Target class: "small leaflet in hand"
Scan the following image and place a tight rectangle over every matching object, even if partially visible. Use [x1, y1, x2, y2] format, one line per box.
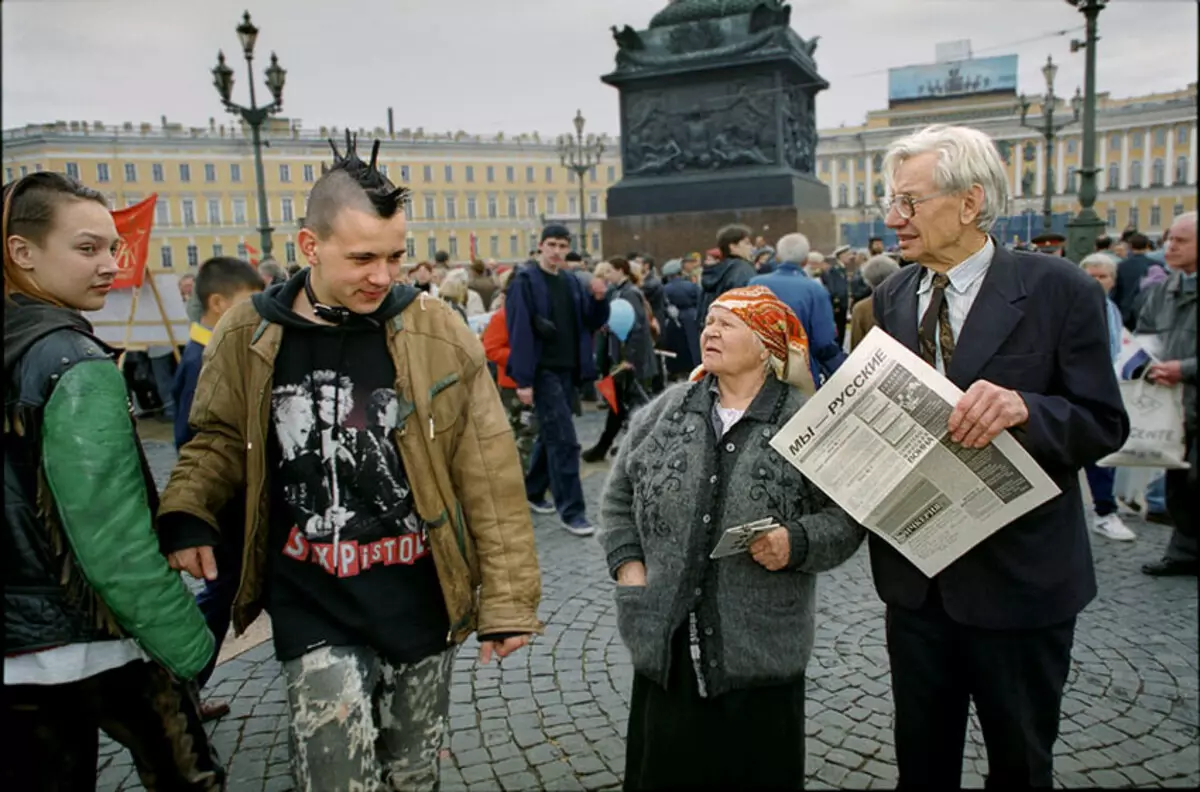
[709, 517, 777, 559]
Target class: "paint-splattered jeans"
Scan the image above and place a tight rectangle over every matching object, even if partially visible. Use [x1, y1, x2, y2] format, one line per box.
[282, 644, 456, 792]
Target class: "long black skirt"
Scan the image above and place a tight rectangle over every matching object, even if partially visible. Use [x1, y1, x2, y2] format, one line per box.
[623, 626, 807, 791]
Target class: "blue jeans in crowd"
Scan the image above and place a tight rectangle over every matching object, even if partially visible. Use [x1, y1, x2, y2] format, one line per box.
[1146, 474, 1167, 514]
[1084, 464, 1117, 516]
[195, 531, 244, 690]
[525, 368, 587, 524]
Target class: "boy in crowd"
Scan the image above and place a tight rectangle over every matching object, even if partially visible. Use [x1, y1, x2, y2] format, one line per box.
[171, 256, 264, 718]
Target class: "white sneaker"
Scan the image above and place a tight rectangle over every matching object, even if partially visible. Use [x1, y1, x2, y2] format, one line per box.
[1091, 513, 1137, 542]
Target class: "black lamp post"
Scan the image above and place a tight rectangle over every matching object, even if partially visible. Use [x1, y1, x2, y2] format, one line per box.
[211, 11, 287, 259]
[1065, 0, 1108, 263]
[1018, 55, 1082, 234]
[556, 110, 605, 256]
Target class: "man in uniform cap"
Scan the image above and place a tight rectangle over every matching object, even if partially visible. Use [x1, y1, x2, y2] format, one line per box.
[1032, 232, 1067, 257]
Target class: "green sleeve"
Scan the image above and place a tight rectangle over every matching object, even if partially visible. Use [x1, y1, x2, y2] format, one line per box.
[41, 359, 214, 679]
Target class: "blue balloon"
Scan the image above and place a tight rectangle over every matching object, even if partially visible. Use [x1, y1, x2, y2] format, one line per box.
[608, 298, 636, 342]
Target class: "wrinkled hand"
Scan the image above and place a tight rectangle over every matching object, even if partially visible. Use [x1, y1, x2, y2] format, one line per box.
[168, 546, 218, 581]
[517, 387, 534, 406]
[1148, 360, 1184, 386]
[616, 560, 647, 587]
[949, 380, 1029, 449]
[749, 527, 790, 571]
[479, 635, 530, 664]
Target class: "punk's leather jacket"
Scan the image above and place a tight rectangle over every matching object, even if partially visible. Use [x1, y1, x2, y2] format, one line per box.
[4, 321, 213, 679]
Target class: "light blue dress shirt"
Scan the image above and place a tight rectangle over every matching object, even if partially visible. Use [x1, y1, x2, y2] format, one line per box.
[916, 237, 996, 375]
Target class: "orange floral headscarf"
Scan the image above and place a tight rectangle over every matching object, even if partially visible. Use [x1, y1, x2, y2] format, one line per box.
[690, 285, 816, 395]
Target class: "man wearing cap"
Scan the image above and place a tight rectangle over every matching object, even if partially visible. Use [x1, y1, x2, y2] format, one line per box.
[822, 245, 852, 347]
[506, 225, 610, 537]
[1031, 232, 1066, 257]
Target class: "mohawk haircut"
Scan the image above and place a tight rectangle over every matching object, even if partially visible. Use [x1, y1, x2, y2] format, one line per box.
[305, 130, 411, 238]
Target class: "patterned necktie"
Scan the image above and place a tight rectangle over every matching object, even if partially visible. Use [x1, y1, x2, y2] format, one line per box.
[918, 273, 955, 371]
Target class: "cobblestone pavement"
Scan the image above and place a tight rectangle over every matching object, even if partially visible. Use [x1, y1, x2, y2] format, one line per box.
[99, 412, 1199, 790]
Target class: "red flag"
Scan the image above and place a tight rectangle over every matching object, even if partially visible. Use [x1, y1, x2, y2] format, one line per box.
[111, 194, 157, 289]
[595, 375, 619, 414]
[243, 242, 260, 266]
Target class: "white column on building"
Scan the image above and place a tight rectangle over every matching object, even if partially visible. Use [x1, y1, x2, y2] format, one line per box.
[1120, 131, 1130, 190]
[848, 157, 857, 208]
[1098, 133, 1108, 192]
[1056, 137, 1066, 195]
[1165, 125, 1175, 186]
[1142, 127, 1152, 189]
[864, 149, 873, 205]
[827, 156, 838, 204]
[1036, 141, 1046, 196]
[1012, 140, 1022, 197]
[1190, 123, 1198, 184]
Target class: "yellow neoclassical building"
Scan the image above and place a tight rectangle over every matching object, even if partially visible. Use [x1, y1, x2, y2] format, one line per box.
[3, 80, 1196, 269]
[815, 82, 1198, 245]
[1, 116, 622, 271]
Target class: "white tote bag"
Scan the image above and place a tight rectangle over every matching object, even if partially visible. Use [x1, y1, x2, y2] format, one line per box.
[1098, 375, 1190, 469]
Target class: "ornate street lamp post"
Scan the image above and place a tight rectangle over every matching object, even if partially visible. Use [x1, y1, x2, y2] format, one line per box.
[1018, 55, 1082, 235]
[211, 11, 287, 259]
[556, 110, 605, 256]
[1065, 0, 1108, 263]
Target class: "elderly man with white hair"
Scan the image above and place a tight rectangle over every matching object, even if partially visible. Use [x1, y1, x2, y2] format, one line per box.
[1135, 210, 1197, 577]
[870, 124, 1128, 788]
[750, 233, 846, 386]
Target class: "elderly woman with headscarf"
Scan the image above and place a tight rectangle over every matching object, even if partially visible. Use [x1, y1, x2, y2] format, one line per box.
[599, 286, 866, 791]
[849, 253, 901, 350]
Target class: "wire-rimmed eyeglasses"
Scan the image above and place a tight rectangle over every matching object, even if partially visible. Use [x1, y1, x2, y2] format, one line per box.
[879, 190, 954, 219]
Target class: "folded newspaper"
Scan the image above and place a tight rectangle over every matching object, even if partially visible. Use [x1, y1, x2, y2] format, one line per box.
[769, 328, 1060, 578]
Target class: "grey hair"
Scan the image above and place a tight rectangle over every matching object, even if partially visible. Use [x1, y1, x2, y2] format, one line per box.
[1080, 253, 1117, 278]
[806, 251, 825, 265]
[775, 233, 811, 264]
[882, 124, 1009, 233]
[1172, 210, 1197, 230]
[862, 254, 901, 289]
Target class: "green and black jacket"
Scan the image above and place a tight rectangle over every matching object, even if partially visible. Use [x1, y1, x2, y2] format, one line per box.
[3, 295, 212, 679]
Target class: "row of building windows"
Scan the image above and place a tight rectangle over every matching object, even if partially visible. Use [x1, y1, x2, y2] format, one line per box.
[144, 190, 604, 228]
[41, 160, 620, 187]
[158, 229, 602, 270]
[828, 155, 1191, 207]
[819, 126, 1192, 175]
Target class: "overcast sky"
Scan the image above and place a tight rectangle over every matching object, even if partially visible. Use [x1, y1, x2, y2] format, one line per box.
[3, 0, 1196, 138]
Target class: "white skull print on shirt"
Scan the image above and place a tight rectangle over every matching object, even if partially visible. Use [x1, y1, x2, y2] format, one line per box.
[272, 370, 426, 578]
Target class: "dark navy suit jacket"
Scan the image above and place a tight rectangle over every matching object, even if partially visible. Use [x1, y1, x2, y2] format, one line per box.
[870, 242, 1129, 630]
[505, 261, 609, 389]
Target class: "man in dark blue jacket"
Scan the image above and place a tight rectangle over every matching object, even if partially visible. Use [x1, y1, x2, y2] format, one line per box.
[506, 225, 609, 536]
[1111, 233, 1164, 330]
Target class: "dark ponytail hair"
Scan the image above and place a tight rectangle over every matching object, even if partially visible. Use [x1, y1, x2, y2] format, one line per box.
[2, 171, 108, 302]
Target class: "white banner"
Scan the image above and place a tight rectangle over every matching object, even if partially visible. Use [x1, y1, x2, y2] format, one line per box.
[770, 328, 1060, 578]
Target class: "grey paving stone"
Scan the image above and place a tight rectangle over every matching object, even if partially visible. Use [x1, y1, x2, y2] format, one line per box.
[453, 747, 491, 769]
[497, 770, 539, 792]
[97, 429, 1197, 792]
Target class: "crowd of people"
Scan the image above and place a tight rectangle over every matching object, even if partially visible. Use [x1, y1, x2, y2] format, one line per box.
[2, 120, 1194, 792]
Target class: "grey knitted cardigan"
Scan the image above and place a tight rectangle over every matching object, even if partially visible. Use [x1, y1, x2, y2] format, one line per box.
[598, 374, 866, 697]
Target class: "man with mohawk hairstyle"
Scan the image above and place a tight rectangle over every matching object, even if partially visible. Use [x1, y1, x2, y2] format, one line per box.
[156, 131, 543, 791]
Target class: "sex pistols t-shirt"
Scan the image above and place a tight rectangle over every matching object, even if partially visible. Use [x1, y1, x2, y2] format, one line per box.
[256, 280, 449, 665]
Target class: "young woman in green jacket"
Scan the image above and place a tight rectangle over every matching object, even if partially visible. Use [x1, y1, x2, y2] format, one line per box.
[3, 171, 224, 791]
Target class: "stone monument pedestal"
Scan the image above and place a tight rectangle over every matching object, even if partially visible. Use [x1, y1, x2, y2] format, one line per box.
[601, 0, 834, 259]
